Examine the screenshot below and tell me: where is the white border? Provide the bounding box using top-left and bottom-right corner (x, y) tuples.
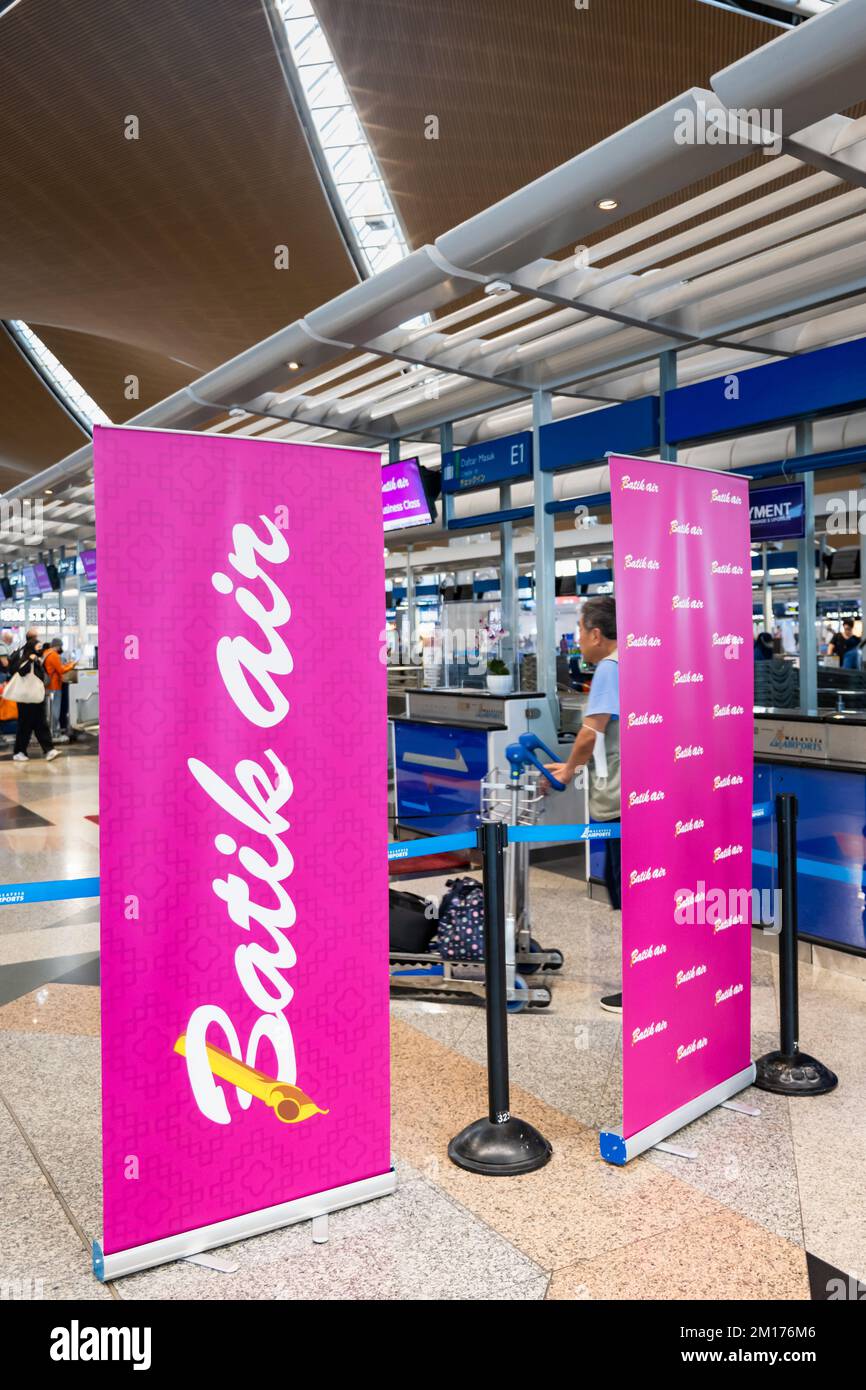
(93, 1169), (397, 1281)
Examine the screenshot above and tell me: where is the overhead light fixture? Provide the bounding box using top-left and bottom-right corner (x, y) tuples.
(484, 280), (511, 296)
(596, 197), (619, 212)
(287, 361), (302, 371)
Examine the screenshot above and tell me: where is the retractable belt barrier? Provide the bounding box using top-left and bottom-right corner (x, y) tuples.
(0, 801), (854, 902)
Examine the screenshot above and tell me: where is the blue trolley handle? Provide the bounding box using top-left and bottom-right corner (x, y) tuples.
(505, 734), (567, 792)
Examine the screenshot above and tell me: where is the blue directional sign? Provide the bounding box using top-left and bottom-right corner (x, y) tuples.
(441, 431), (532, 494)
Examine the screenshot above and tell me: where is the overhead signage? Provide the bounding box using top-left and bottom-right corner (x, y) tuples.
(441, 431), (532, 494)
(749, 483), (805, 542)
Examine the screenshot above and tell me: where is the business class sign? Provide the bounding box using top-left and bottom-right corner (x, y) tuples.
(93, 426), (392, 1276)
(606, 456), (754, 1158)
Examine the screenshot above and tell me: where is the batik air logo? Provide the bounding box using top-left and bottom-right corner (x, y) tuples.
(669, 518), (703, 536)
(620, 474), (659, 494)
(673, 670), (703, 686)
(675, 817), (704, 836)
(632, 1019), (668, 1046)
(676, 963), (707, 987)
(711, 559), (745, 575)
(713, 702), (745, 719)
(175, 515), (327, 1130)
(710, 487), (743, 506)
(676, 1036), (708, 1062)
(626, 632), (662, 648)
(672, 594), (703, 610)
(713, 772), (744, 790)
(628, 788), (665, 807)
(624, 553), (660, 571)
(630, 864), (667, 887)
(715, 982), (745, 1005)
(713, 843), (744, 863)
(627, 710), (664, 728)
(674, 743), (704, 761)
(712, 632), (744, 648)
(630, 942), (668, 967)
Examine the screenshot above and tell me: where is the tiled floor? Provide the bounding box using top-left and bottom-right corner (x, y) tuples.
(0, 752), (864, 1300)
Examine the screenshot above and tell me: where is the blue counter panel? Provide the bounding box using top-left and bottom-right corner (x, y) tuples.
(394, 720), (489, 836)
(754, 762), (866, 953)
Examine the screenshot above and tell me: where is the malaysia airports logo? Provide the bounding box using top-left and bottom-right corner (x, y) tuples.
(620, 474), (659, 494)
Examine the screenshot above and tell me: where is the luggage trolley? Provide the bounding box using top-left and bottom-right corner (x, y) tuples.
(389, 733), (566, 1012)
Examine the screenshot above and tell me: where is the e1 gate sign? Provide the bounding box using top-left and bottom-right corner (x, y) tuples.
(749, 482), (805, 542)
(441, 430), (532, 493)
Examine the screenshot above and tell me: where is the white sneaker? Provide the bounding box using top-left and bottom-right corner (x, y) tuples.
(12, 752), (28, 762)
(45, 748), (60, 762)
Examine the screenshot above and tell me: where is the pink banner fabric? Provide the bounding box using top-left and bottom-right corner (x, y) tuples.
(94, 426), (391, 1256)
(610, 455), (753, 1139)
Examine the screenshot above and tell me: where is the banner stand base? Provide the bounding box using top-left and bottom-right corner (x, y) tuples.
(599, 1062), (756, 1166)
(92, 1169), (396, 1282)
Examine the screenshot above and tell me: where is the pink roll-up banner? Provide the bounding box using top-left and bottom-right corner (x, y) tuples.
(604, 455), (754, 1160)
(92, 425), (392, 1277)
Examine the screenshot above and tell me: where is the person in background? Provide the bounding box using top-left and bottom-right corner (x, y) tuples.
(544, 594), (622, 1014)
(0, 630), (14, 667)
(11, 638), (58, 762)
(842, 636), (865, 672)
(754, 631), (774, 661)
(0, 630), (14, 747)
(43, 637), (76, 735)
(829, 619), (857, 661)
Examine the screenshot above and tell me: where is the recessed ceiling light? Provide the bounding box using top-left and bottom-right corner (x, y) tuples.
(596, 197), (619, 211)
(288, 361), (302, 371)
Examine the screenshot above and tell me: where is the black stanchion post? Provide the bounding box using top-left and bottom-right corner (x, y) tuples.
(447, 820), (552, 1174)
(755, 793), (838, 1096)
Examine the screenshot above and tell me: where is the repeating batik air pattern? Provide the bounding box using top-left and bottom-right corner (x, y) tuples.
(93, 426), (390, 1256)
(609, 455), (753, 1139)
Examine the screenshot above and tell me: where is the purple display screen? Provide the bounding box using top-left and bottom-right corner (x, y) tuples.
(79, 549), (97, 583)
(381, 457), (433, 532)
(22, 563), (51, 596)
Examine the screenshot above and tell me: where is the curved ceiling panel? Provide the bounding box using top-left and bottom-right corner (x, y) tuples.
(0, 0), (358, 370)
(313, 0), (773, 247)
(0, 332), (87, 491)
(32, 327), (199, 423)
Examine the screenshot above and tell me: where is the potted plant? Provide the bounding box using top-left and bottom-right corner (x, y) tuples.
(486, 658), (512, 695)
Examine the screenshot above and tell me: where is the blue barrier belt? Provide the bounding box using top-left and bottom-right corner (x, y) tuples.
(387, 831), (477, 861)
(0, 876), (100, 906)
(507, 822), (621, 844)
(752, 848), (862, 885)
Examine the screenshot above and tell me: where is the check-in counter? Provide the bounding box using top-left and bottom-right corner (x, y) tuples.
(754, 710), (866, 954)
(392, 688), (579, 837)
